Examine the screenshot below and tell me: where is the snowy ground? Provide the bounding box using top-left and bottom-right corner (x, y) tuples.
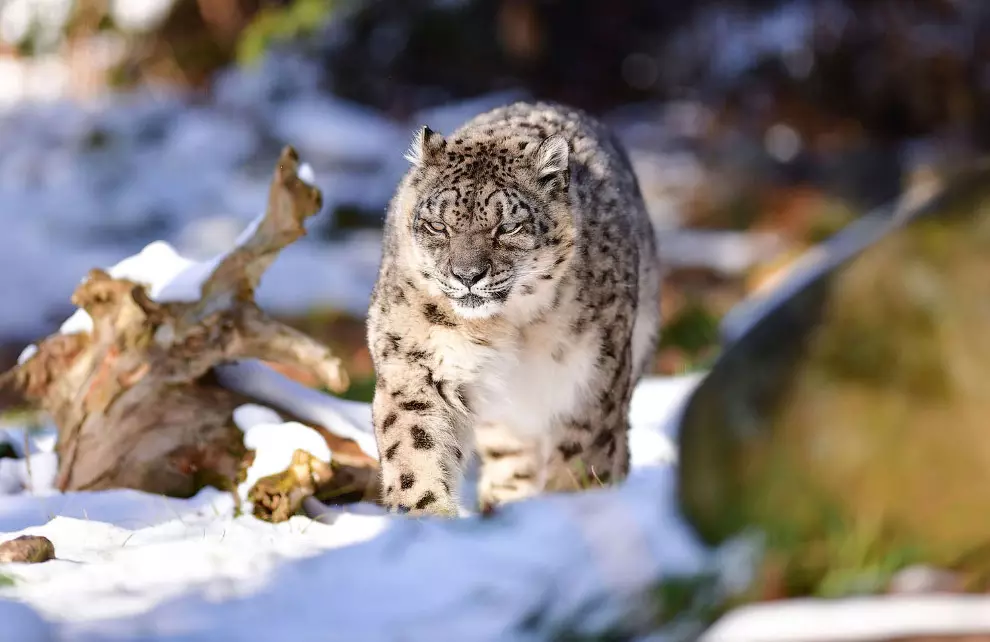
(0, 52), (394, 339)
(0, 361), (706, 641)
(5, 370), (990, 642)
(0, 227), (705, 640)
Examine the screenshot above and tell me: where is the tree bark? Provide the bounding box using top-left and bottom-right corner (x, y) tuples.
(0, 146), (348, 500)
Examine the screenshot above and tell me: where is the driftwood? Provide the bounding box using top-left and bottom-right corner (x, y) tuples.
(248, 415), (381, 523)
(249, 447), (379, 523)
(0, 146), (349, 500)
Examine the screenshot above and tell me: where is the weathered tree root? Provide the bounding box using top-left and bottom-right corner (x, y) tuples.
(248, 448), (379, 523)
(0, 147), (349, 500)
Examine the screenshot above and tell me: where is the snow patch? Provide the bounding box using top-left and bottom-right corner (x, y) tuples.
(0, 511), (388, 627)
(57, 240), (199, 335)
(0, 486), (235, 534)
(0, 424), (58, 458)
(231, 404), (283, 432)
(701, 596), (990, 642)
(0, 452), (57, 497)
(0, 599), (52, 642)
(0, 68), (398, 338)
(627, 373), (703, 466)
(237, 420), (332, 502)
(656, 229), (785, 277)
(297, 162), (315, 186)
(215, 360), (378, 458)
(16, 344), (37, 365)
(0, 468), (702, 641)
(270, 97), (404, 166)
(3, 367), (982, 641)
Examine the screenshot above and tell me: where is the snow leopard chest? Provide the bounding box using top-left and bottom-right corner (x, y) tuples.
(466, 319), (602, 440)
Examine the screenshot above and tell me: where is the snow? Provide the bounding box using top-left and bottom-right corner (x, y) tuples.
(0, 421), (59, 496)
(656, 229), (786, 277)
(0, 425), (55, 461)
(236, 417), (332, 503)
(701, 596), (990, 642)
(4, 284), (983, 642)
(0, 54), (394, 341)
(0, 363), (706, 640)
(0, 599), (52, 642)
(0, 47), (741, 347)
(0, 453), (58, 497)
(270, 97), (405, 166)
(0, 487), (234, 534)
(296, 162), (316, 186)
(14, 159), (378, 366)
(627, 374), (703, 466)
(109, 0), (178, 33)
(0, 49), (735, 347)
(16, 344), (37, 365)
(410, 90), (531, 135)
(0, 470), (699, 641)
(23, 222), (380, 348)
(53, 240), (198, 336)
(2, 510), (388, 624)
(0, 0), (74, 50)
(215, 359), (378, 458)
(1, 224), (878, 640)
(6, 445), (988, 642)
(2, 212), (981, 642)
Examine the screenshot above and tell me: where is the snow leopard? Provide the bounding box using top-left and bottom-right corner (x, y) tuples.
(366, 101), (660, 516)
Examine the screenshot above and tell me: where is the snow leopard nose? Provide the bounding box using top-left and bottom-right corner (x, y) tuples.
(450, 262), (490, 288)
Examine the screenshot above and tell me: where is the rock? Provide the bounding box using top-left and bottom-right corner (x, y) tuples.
(0, 441), (15, 460)
(0, 536), (55, 564)
(677, 164), (990, 596)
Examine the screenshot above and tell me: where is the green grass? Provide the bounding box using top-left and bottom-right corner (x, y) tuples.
(331, 374), (376, 404)
(511, 571), (727, 641)
(660, 302), (720, 355)
(236, 0), (336, 65)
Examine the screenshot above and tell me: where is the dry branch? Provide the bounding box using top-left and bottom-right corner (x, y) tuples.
(249, 418), (382, 523)
(250, 449), (379, 523)
(0, 146), (350, 499)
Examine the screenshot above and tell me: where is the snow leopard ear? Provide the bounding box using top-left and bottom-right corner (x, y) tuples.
(533, 134), (570, 193)
(404, 126), (446, 167)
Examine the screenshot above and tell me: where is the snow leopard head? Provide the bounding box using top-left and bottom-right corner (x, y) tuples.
(399, 125), (574, 320)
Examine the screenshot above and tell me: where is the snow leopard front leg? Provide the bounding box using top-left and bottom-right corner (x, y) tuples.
(475, 421), (547, 509)
(548, 328), (637, 492)
(372, 358), (469, 517)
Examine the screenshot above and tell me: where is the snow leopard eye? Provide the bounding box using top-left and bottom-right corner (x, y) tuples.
(424, 220), (447, 235)
(497, 222), (522, 237)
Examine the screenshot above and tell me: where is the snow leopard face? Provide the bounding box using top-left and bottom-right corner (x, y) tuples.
(403, 126), (574, 319)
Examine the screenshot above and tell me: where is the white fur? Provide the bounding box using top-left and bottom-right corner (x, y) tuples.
(403, 128), (427, 166)
(631, 253), (662, 379)
(451, 300), (502, 319)
(469, 317), (601, 445)
(535, 134), (569, 179)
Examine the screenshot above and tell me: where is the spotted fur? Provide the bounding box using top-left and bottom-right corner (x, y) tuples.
(367, 102), (660, 516)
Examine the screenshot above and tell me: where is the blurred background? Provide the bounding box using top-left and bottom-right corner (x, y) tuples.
(0, 0), (986, 405)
